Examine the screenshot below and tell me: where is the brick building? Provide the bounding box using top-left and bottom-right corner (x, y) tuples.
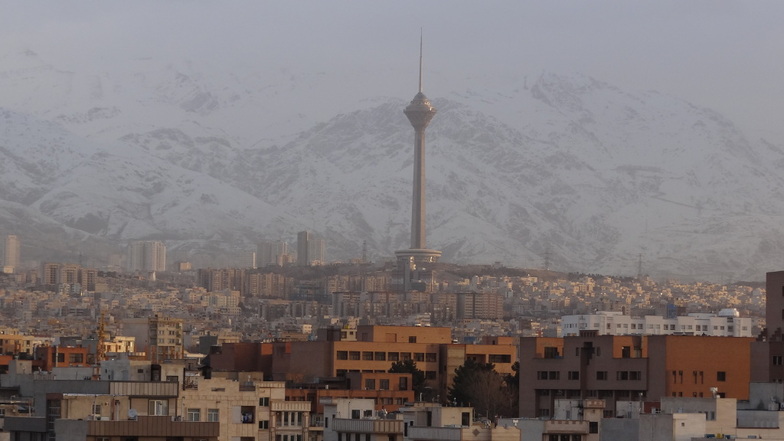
(519, 334), (752, 418)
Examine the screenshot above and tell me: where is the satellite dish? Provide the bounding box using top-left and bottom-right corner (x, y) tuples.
(128, 408), (138, 420)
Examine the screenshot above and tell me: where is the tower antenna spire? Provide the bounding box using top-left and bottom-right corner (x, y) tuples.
(419, 28), (423, 93)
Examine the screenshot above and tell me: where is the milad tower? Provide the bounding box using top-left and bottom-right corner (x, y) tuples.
(394, 34), (441, 292)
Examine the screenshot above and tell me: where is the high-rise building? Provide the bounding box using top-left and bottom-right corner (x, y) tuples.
(297, 231), (311, 266)
(127, 240), (167, 272)
(148, 315), (183, 363)
(297, 231), (326, 266)
(309, 237), (326, 265)
(394, 35), (441, 291)
(3, 234), (20, 272)
(257, 240), (289, 267)
(240, 251), (256, 269)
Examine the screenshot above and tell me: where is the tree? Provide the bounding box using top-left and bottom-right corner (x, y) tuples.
(389, 359), (427, 397)
(504, 362), (520, 416)
(448, 359), (516, 418)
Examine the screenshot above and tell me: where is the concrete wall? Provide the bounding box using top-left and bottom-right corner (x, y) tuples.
(639, 413), (706, 441)
(600, 418), (638, 441)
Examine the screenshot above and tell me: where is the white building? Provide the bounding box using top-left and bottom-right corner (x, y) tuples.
(127, 240), (167, 272)
(561, 309), (752, 337)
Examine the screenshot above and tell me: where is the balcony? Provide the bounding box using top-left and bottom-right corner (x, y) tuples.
(271, 401), (311, 412)
(332, 418), (403, 435)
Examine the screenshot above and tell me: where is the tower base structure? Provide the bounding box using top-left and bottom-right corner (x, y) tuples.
(392, 248), (442, 292)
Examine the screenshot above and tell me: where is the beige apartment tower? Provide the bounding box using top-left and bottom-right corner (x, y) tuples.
(3, 234), (20, 273)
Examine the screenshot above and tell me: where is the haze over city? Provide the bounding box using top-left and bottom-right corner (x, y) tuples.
(4, 4), (784, 440)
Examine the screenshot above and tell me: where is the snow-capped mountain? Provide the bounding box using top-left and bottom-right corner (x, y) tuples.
(1, 49), (782, 280)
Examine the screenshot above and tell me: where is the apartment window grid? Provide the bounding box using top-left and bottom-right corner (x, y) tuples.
(148, 399), (168, 416)
(281, 411), (302, 426)
(187, 408), (201, 422)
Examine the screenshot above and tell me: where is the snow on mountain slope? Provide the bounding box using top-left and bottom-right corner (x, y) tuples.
(1, 51), (783, 279)
(0, 107), (303, 261)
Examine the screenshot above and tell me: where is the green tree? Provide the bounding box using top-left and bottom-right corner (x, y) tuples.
(389, 359), (426, 397)
(504, 362), (520, 416)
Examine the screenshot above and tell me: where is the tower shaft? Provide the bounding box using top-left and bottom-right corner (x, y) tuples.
(411, 126), (427, 249)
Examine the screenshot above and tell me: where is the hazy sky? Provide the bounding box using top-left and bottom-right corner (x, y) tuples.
(3, 1), (784, 140)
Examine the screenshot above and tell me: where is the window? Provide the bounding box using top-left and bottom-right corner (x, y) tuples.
(349, 351), (360, 360)
(148, 400), (168, 416)
(208, 409), (219, 422)
(408, 336), (417, 343)
(414, 353), (424, 362)
(388, 352), (399, 361)
(399, 377), (409, 390)
(596, 371), (608, 380)
(617, 371), (629, 381)
(337, 351), (348, 360)
(717, 371), (726, 382)
(365, 379), (376, 390)
(92, 404), (102, 416)
(259, 420), (269, 429)
(375, 352), (386, 361)
(775, 355), (783, 366)
(240, 406), (254, 423)
(187, 408), (201, 422)
(630, 371), (642, 381)
(568, 371), (579, 380)
(425, 353), (437, 362)
(259, 397), (270, 406)
(380, 379), (390, 390)
(489, 354), (511, 363)
(400, 352), (411, 361)
(548, 371), (560, 380)
(362, 352), (373, 361)
(544, 346), (560, 358)
(351, 409), (361, 419)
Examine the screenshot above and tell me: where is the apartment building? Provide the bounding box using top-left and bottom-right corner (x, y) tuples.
(285, 372), (415, 413)
(121, 316), (183, 362)
(208, 326), (516, 403)
(519, 334), (753, 418)
(561, 310), (752, 337)
(322, 399), (519, 441)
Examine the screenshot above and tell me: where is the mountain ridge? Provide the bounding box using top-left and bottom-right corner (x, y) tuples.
(1, 53), (782, 280)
